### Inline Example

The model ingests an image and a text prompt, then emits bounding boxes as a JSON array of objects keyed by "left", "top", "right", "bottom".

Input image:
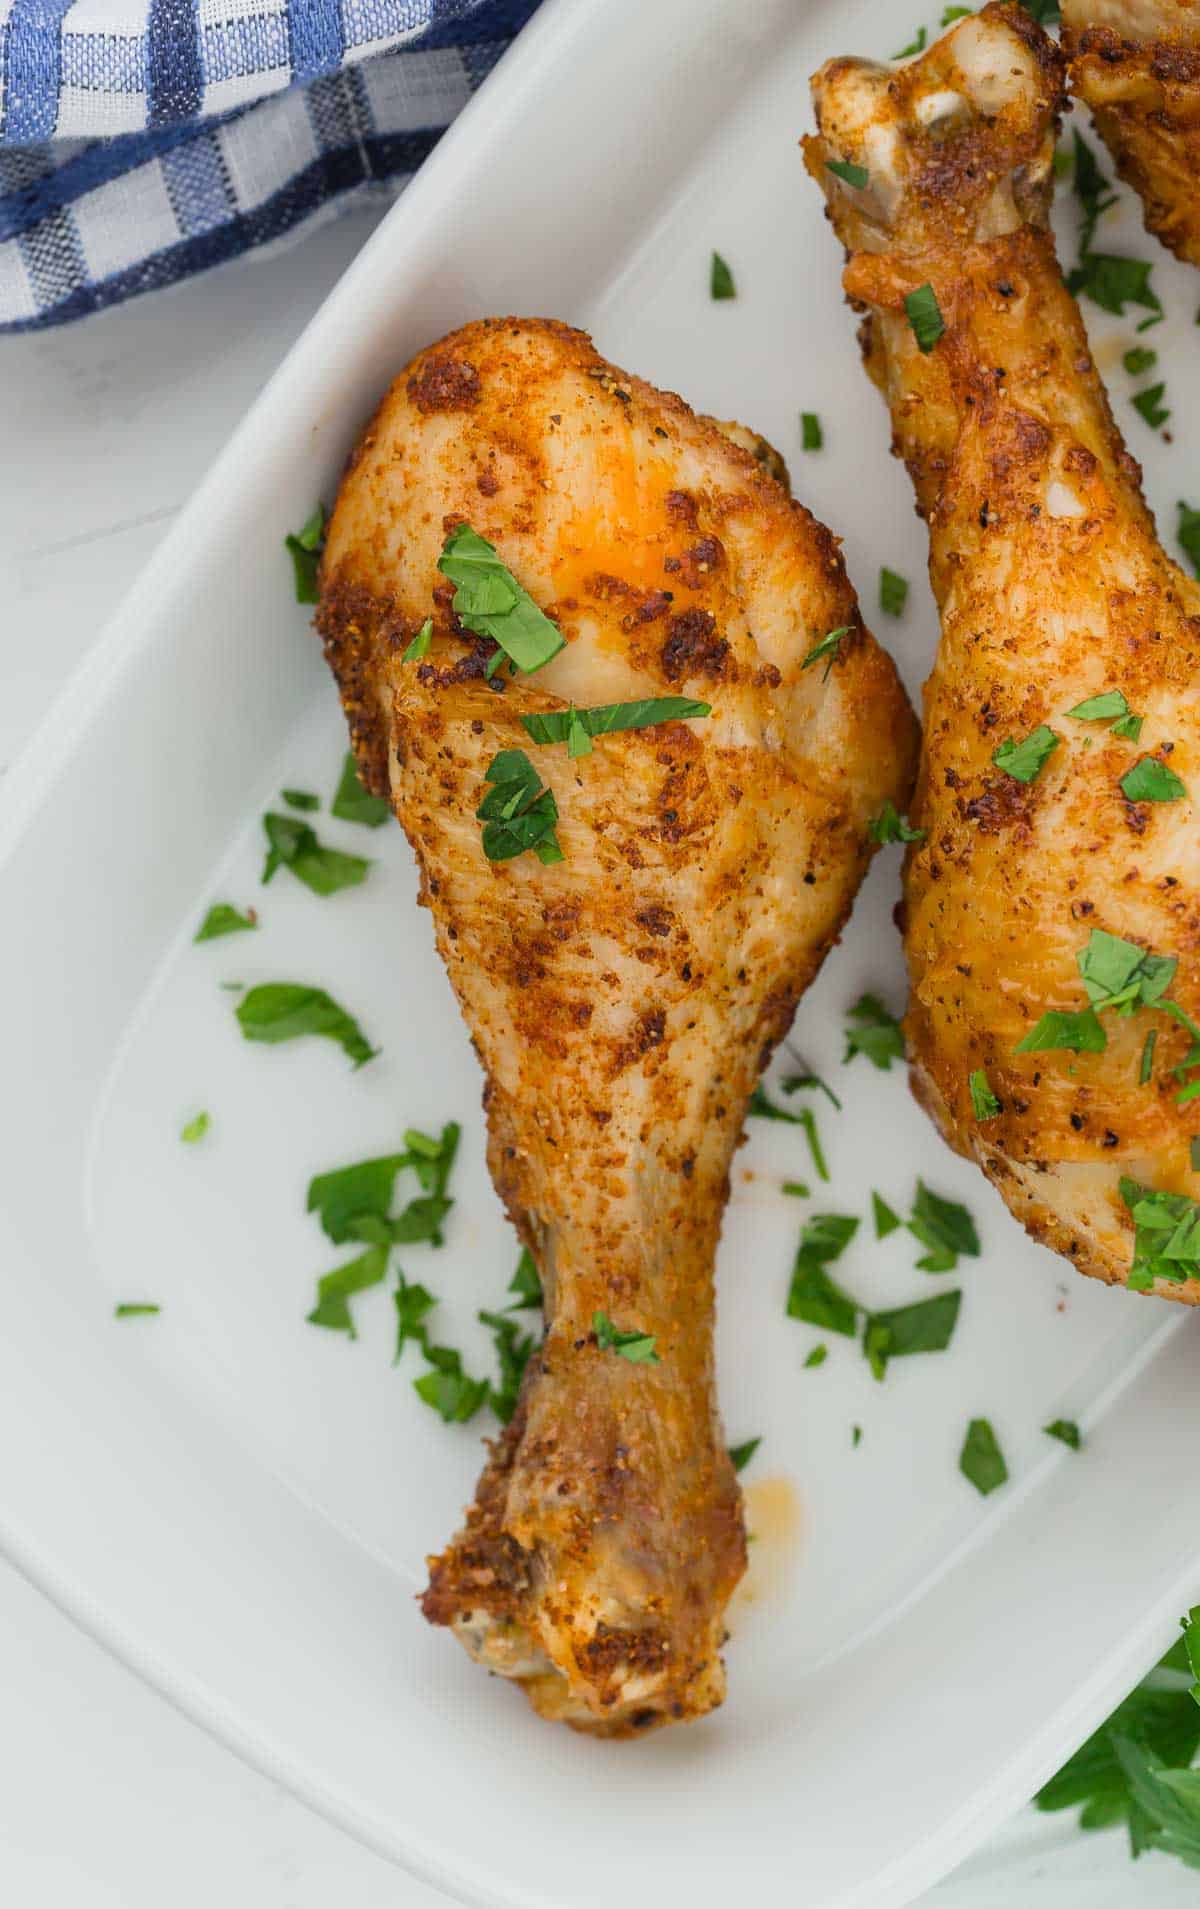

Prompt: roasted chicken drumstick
[
  {"left": 807, "top": 3, "right": 1200, "bottom": 1302},
  {"left": 318, "top": 318, "right": 916, "bottom": 1732},
  {"left": 1062, "top": 0, "right": 1200, "bottom": 267}
]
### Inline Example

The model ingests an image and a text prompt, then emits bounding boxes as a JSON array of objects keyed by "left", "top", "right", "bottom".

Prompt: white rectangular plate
[{"left": 3, "top": 1, "right": 1200, "bottom": 1905}]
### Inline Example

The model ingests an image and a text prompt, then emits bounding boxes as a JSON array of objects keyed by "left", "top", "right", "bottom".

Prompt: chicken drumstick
[
  {"left": 318, "top": 318, "right": 916, "bottom": 1732},
  {"left": 807, "top": 4, "right": 1200, "bottom": 1302}
]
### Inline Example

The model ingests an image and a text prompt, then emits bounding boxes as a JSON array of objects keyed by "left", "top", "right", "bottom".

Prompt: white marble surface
[{"left": 0, "top": 214, "right": 1196, "bottom": 1908}]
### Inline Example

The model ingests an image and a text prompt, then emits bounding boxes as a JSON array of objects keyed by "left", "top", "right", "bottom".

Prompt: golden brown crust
[
  {"left": 317, "top": 316, "right": 917, "bottom": 1732},
  {"left": 1063, "top": 2, "right": 1200, "bottom": 266},
  {"left": 809, "top": 4, "right": 1200, "bottom": 1304}
]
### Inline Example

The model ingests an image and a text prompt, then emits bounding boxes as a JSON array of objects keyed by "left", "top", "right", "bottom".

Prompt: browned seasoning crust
[
  {"left": 1062, "top": 0, "right": 1200, "bottom": 267},
  {"left": 317, "top": 316, "right": 917, "bottom": 1734},
  {"left": 807, "top": 3, "right": 1200, "bottom": 1302}
]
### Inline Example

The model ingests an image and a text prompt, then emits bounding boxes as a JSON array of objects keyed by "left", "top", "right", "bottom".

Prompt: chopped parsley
[
  {"left": 1140, "top": 1029, "right": 1158, "bottom": 1085},
  {"left": 1036, "top": 1619, "right": 1200, "bottom": 1859},
  {"left": 1178, "top": 500, "right": 1200, "bottom": 577},
  {"left": 959, "top": 1417, "right": 1008, "bottom": 1496},
  {"left": 180, "top": 1111, "right": 210, "bottom": 1144},
  {"left": 1071, "top": 130, "right": 1117, "bottom": 258},
  {"left": 827, "top": 158, "right": 868, "bottom": 191},
  {"left": 1077, "top": 928, "right": 1175, "bottom": 1014},
  {"left": 401, "top": 618, "right": 433, "bottom": 664},
  {"left": 307, "top": 1244, "right": 390, "bottom": 1336},
  {"left": 872, "top": 1191, "right": 900, "bottom": 1239},
  {"left": 1044, "top": 1418, "right": 1081, "bottom": 1450},
  {"left": 863, "top": 1289, "right": 961, "bottom": 1381},
  {"left": 782, "top": 1179, "right": 810, "bottom": 1198},
  {"left": 801, "top": 411, "right": 824, "bottom": 450},
  {"left": 781, "top": 1067, "right": 842, "bottom": 1109},
  {"left": 969, "top": 1068, "right": 1001, "bottom": 1120},
  {"left": 843, "top": 992, "right": 905, "bottom": 1070},
  {"left": 893, "top": 25, "right": 927, "bottom": 56},
  {"left": 1071, "top": 255, "right": 1162, "bottom": 326},
  {"left": 478, "top": 1307, "right": 537, "bottom": 1423},
  {"left": 801, "top": 624, "right": 850, "bottom": 679},
  {"left": 941, "top": 4, "right": 972, "bottom": 20},
  {"left": 992, "top": 724, "right": 1059, "bottom": 784},
  {"left": 477, "top": 749, "right": 563, "bottom": 864},
  {"left": 852, "top": 1424, "right": 863, "bottom": 1447},
  {"left": 414, "top": 1346, "right": 490, "bottom": 1424},
  {"left": 804, "top": 1344, "right": 828, "bottom": 1369},
  {"left": 285, "top": 504, "right": 326, "bottom": 604},
  {"left": 1124, "top": 347, "right": 1158, "bottom": 377},
  {"left": 438, "top": 524, "right": 565, "bottom": 674},
  {"left": 393, "top": 1276, "right": 436, "bottom": 1359},
  {"left": 787, "top": 1213, "right": 861, "bottom": 1336},
  {"left": 1132, "top": 384, "right": 1170, "bottom": 430},
  {"left": 261, "top": 812, "right": 371, "bottom": 895},
  {"left": 1121, "top": 756, "right": 1187, "bottom": 804},
  {"left": 235, "top": 982, "right": 377, "bottom": 1067},
  {"left": 868, "top": 800, "right": 925, "bottom": 845},
  {"left": 879, "top": 567, "right": 908, "bottom": 617},
  {"left": 330, "top": 752, "right": 391, "bottom": 828},
  {"left": 282, "top": 788, "right": 319, "bottom": 811},
  {"left": 1014, "top": 1007, "right": 1106, "bottom": 1055},
  {"left": 194, "top": 902, "right": 257, "bottom": 942},
  {"left": 1120, "top": 1178, "right": 1200, "bottom": 1290},
  {"left": 520, "top": 696, "right": 710, "bottom": 748},
  {"left": 728, "top": 1436, "right": 761, "bottom": 1474},
  {"left": 747, "top": 1083, "right": 829, "bottom": 1181},
  {"left": 1019, "top": 0, "right": 1059, "bottom": 23},
  {"left": 114, "top": 1302, "right": 160, "bottom": 1318},
  {"left": 506, "top": 1247, "right": 542, "bottom": 1309},
  {"left": 908, "top": 1179, "right": 980, "bottom": 1272},
  {"left": 904, "top": 282, "right": 944, "bottom": 353},
  {"left": 710, "top": 251, "right": 736, "bottom": 300},
  {"left": 1066, "top": 688, "right": 1144, "bottom": 743},
  {"left": 593, "top": 1310, "right": 660, "bottom": 1363}
]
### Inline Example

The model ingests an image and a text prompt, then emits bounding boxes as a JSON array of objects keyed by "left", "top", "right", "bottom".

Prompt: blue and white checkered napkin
[{"left": 0, "top": 0, "right": 540, "bottom": 331}]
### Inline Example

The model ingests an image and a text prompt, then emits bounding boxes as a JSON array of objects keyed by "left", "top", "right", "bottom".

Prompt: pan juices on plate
[
  {"left": 807, "top": 2, "right": 1200, "bottom": 1303},
  {"left": 317, "top": 316, "right": 917, "bottom": 1732}
]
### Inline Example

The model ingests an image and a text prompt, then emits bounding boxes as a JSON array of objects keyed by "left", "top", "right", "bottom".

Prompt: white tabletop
[{"left": 0, "top": 210, "right": 1194, "bottom": 1908}]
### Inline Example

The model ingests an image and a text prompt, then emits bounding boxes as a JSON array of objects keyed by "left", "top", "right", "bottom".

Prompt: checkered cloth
[{"left": 0, "top": 0, "right": 540, "bottom": 330}]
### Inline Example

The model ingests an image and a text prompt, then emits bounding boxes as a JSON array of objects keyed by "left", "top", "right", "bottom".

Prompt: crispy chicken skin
[
  {"left": 1062, "top": 0, "right": 1200, "bottom": 267},
  {"left": 806, "top": 5, "right": 1200, "bottom": 1302},
  {"left": 316, "top": 317, "right": 917, "bottom": 1732}
]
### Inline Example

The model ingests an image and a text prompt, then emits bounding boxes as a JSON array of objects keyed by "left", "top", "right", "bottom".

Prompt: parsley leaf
[
  {"left": 401, "top": 618, "right": 433, "bottom": 664},
  {"left": 801, "top": 625, "right": 850, "bottom": 679},
  {"left": 1121, "top": 756, "right": 1187, "bottom": 804},
  {"left": 993, "top": 724, "right": 1059, "bottom": 784},
  {"left": 507, "top": 1247, "right": 542, "bottom": 1309},
  {"left": 941, "top": 5, "right": 972, "bottom": 21},
  {"left": 1019, "top": 0, "right": 1060, "bottom": 24},
  {"left": 804, "top": 1344, "right": 828, "bottom": 1369},
  {"left": 1044, "top": 1418, "right": 1081, "bottom": 1450},
  {"left": 801, "top": 411, "right": 824, "bottom": 450},
  {"left": 261, "top": 812, "right": 370, "bottom": 896},
  {"left": 879, "top": 567, "right": 908, "bottom": 617},
  {"left": 330, "top": 752, "right": 391, "bottom": 828},
  {"left": 235, "top": 982, "right": 377, "bottom": 1067},
  {"left": 1067, "top": 689, "right": 1129, "bottom": 724},
  {"left": 1077, "top": 928, "right": 1175, "bottom": 1014},
  {"left": 959, "top": 1418, "right": 1008, "bottom": 1496},
  {"left": 521, "top": 697, "right": 710, "bottom": 748},
  {"left": 843, "top": 993, "right": 905, "bottom": 1070},
  {"left": 195, "top": 902, "right": 257, "bottom": 942},
  {"left": 904, "top": 282, "right": 944, "bottom": 352},
  {"left": 1120, "top": 1178, "right": 1200, "bottom": 1290},
  {"left": 1141, "top": 1028, "right": 1158, "bottom": 1085},
  {"left": 747, "top": 1084, "right": 830, "bottom": 1181},
  {"left": 438, "top": 524, "right": 565, "bottom": 675},
  {"left": 1071, "top": 130, "right": 1117, "bottom": 257},
  {"left": 393, "top": 1276, "right": 436, "bottom": 1360},
  {"left": 873, "top": 1191, "right": 900, "bottom": 1239},
  {"left": 894, "top": 26, "right": 928, "bottom": 57},
  {"left": 863, "top": 1289, "right": 961, "bottom": 1380},
  {"left": 306, "top": 1244, "right": 389, "bottom": 1337},
  {"left": 115, "top": 1302, "right": 160, "bottom": 1318},
  {"left": 414, "top": 1345, "right": 490, "bottom": 1424},
  {"left": 1069, "top": 253, "right": 1162, "bottom": 324},
  {"left": 1014, "top": 1007, "right": 1106, "bottom": 1054},
  {"left": 868, "top": 800, "right": 925, "bottom": 845},
  {"left": 180, "top": 1111, "right": 210, "bottom": 1144},
  {"left": 1132, "top": 384, "right": 1170, "bottom": 430},
  {"left": 478, "top": 1308, "right": 537, "bottom": 1423},
  {"left": 477, "top": 749, "right": 563, "bottom": 864},
  {"left": 787, "top": 1213, "right": 861, "bottom": 1336},
  {"left": 1124, "top": 347, "right": 1158, "bottom": 377},
  {"left": 728, "top": 1436, "right": 761, "bottom": 1474},
  {"left": 285, "top": 504, "right": 326, "bottom": 604},
  {"left": 593, "top": 1310, "right": 660, "bottom": 1363},
  {"left": 710, "top": 251, "right": 736, "bottom": 300},
  {"left": 307, "top": 1152, "right": 414, "bottom": 1245},
  {"left": 827, "top": 158, "right": 868, "bottom": 191},
  {"left": 1112, "top": 1738, "right": 1200, "bottom": 1866},
  {"left": 781, "top": 1067, "right": 842, "bottom": 1110},
  {"left": 1179, "top": 501, "right": 1200, "bottom": 578},
  {"left": 282, "top": 788, "right": 319, "bottom": 811},
  {"left": 969, "top": 1069, "right": 1001, "bottom": 1120},
  {"left": 908, "top": 1179, "right": 980, "bottom": 1272}
]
